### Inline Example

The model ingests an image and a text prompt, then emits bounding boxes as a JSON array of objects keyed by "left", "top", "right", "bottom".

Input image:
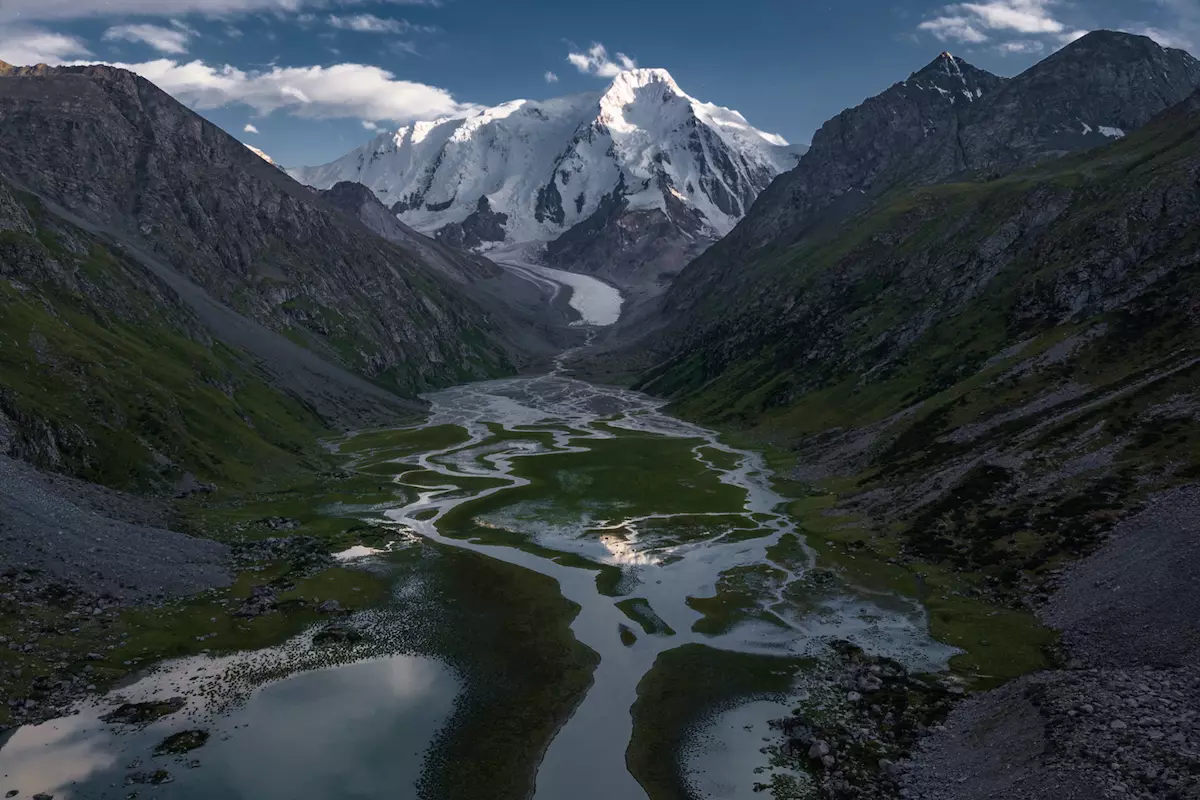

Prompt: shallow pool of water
[{"left": 0, "top": 648, "right": 457, "bottom": 800}]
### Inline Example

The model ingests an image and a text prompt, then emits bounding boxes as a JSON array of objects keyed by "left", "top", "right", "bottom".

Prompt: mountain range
[
  {"left": 3, "top": 26, "right": 1200, "bottom": 800},
  {"left": 291, "top": 68, "right": 804, "bottom": 293}
]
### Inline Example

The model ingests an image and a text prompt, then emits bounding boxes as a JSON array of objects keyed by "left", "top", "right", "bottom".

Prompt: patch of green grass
[
  {"left": 694, "top": 446, "right": 743, "bottom": 471},
  {"left": 398, "top": 470, "right": 511, "bottom": 494},
  {"left": 0, "top": 563, "right": 390, "bottom": 724},
  {"left": 408, "top": 544, "right": 599, "bottom": 800},
  {"left": 338, "top": 424, "right": 470, "bottom": 456},
  {"left": 616, "top": 598, "right": 676, "bottom": 636},
  {"left": 183, "top": 470, "right": 415, "bottom": 550},
  {"left": 0, "top": 275, "right": 329, "bottom": 493},
  {"left": 783, "top": 493, "right": 1056, "bottom": 684},
  {"left": 442, "top": 434, "right": 746, "bottom": 527},
  {"left": 686, "top": 564, "right": 790, "bottom": 636},
  {"left": 627, "top": 645, "right": 806, "bottom": 800},
  {"left": 436, "top": 435, "right": 747, "bottom": 567},
  {"left": 633, "top": 514, "right": 767, "bottom": 548}
]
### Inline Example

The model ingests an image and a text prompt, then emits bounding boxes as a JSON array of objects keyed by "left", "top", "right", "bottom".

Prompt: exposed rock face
[
  {"left": 0, "top": 63, "right": 513, "bottom": 396},
  {"left": 961, "top": 30, "right": 1200, "bottom": 173},
  {"left": 318, "top": 181, "right": 499, "bottom": 284},
  {"left": 668, "top": 31, "right": 1200, "bottom": 308},
  {"left": 735, "top": 51, "right": 1006, "bottom": 250},
  {"left": 436, "top": 195, "right": 510, "bottom": 250}
]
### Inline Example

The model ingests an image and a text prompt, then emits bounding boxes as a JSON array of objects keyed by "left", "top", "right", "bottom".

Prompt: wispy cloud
[
  {"left": 362, "top": 120, "right": 381, "bottom": 131},
  {"left": 0, "top": 26, "right": 91, "bottom": 65},
  {"left": 327, "top": 14, "right": 436, "bottom": 35},
  {"left": 919, "top": 16, "right": 989, "bottom": 43},
  {"left": 1133, "top": 26, "right": 1192, "bottom": 50},
  {"left": 1137, "top": 0, "right": 1200, "bottom": 51},
  {"left": 919, "top": 0, "right": 1065, "bottom": 44},
  {"left": 567, "top": 43, "right": 636, "bottom": 78},
  {"left": 543, "top": 70, "right": 558, "bottom": 83},
  {"left": 243, "top": 123, "right": 260, "bottom": 133},
  {"left": 996, "top": 39, "right": 1045, "bottom": 54},
  {"left": 1057, "top": 29, "right": 1089, "bottom": 44},
  {"left": 103, "top": 23, "right": 192, "bottom": 55}
]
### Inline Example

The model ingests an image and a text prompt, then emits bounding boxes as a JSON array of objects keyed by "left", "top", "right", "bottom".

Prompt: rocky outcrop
[
  {"left": 318, "top": 181, "right": 499, "bottom": 283},
  {"left": 435, "top": 196, "right": 510, "bottom": 250}
]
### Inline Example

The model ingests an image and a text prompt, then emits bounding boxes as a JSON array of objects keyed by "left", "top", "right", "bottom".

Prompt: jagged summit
[
  {"left": 672, "top": 27, "right": 1200, "bottom": 262},
  {"left": 291, "top": 69, "right": 804, "bottom": 289},
  {"left": 603, "top": 67, "right": 681, "bottom": 93},
  {"left": 905, "top": 51, "right": 999, "bottom": 105}
]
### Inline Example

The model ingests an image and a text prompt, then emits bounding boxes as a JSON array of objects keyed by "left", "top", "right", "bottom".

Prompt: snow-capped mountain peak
[{"left": 290, "top": 68, "right": 806, "bottom": 289}]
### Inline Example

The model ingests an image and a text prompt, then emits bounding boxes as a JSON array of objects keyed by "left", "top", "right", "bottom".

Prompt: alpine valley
[{"left": 1, "top": 23, "right": 1199, "bottom": 800}]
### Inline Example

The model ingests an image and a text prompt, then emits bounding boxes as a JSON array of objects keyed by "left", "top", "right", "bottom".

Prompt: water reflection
[{"left": 0, "top": 653, "right": 457, "bottom": 800}]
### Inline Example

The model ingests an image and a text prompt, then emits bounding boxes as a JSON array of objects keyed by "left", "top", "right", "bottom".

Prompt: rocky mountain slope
[
  {"left": 663, "top": 31, "right": 1200, "bottom": 310},
  {"left": 0, "top": 61, "right": 547, "bottom": 498},
  {"left": 317, "top": 180, "right": 500, "bottom": 284},
  {"left": 619, "top": 43, "right": 1200, "bottom": 800},
  {"left": 639, "top": 83, "right": 1200, "bottom": 547},
  {"left": 0, "top": 62, "right": 519, "bottom": 403},
  {"left": 291, "top": 68, "right": 804, "bottom": 291}
]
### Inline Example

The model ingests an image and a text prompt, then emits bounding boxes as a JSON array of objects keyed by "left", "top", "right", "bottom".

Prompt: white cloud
[
  {"left": 543, "top": 70, "right": 559, "bottom": 83},
  {"left": 919, "top": 16, "right": 990, "bottom": 43},
  {"left": 1136, "top": 0, "right": 1200, "bottom": 52},
  {"left": 94, "top": 59, "right": 479, "bottom": 122},
  {"left": 919, "top": 0, "right": 1066, "bottom": 44},
  {"left": 960, "top": 1, "right": 1063, "bottom": 34},
  {"left": 0, "top": 0, "right": 441, "bottom": 23},
  {"left": 567, "top": 43, "right": 636, "bottom": 78},
  {"left": 327, "top": 14, "right": 434, "bottom": 34},
  {"left": 103, "top": 24, "right": 192, "bottom": 55},
  {"left": 361, "top": 119, "right": 381, "bottom": 130},
  {"left": 243, "top": 123, "right": 260, "bottom": 133},
  {"left": 0, "top": 27, "right": 91, "bottom": 65}
]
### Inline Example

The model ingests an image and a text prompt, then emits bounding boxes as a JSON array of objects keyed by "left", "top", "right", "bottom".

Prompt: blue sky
[{"left": 0, "top": 0, "right": 1195, "bottom": 167}]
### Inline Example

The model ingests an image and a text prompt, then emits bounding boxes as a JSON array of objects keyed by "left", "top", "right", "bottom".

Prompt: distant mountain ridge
[
  {"left": 685, "top": 31, "right": 1200, "bottom": 265},
  {"left": 291, "top": 68, "right": 805, "bottom": 291}
]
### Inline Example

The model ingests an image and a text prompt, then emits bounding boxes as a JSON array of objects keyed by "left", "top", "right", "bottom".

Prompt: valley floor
[{"left": 0, "top": 357, "right": 1196, "bottom": 800}]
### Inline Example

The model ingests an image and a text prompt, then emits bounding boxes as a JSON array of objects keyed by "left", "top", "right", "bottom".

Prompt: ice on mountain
[{"left": 289, "top": 67, "right": 802, "bottom": 253}]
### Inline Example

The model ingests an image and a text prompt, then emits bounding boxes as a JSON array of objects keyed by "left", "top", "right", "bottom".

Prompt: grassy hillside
[
  {"left": 638, "top": 91, "right": 1200, "bottom": 599},
  {"left": 0, "top": 182, "right": 331, "bottom": 492}
]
